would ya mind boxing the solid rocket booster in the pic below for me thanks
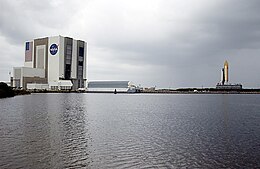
[222,68,225,85]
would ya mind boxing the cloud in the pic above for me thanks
[1,0,260,88]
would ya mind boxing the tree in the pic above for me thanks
[0,82,15,98]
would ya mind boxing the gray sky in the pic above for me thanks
[1,0,260,88]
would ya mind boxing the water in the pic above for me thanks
[0,93,259,168]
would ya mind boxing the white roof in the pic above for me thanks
[88,81,130,88]
[49,80,73,87]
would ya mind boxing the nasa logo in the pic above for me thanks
[50,44,58,55]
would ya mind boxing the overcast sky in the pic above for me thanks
[1,0,260,88]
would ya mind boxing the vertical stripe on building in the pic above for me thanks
[25,41,33,62]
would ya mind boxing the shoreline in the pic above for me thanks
[28,90,260,94]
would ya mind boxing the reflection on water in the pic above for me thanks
[0,93,259,168]
[0,94,91,169]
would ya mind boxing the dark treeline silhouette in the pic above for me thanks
[0,82,15,98]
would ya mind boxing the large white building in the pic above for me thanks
[12,35,87,90]
[87,81,138,93]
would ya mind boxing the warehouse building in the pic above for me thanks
[12,35,87,90]
[87,81,138,93]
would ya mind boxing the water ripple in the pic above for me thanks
[0,94,259,168]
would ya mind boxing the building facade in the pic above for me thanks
[87,81,138,93]
[13,35,87,90]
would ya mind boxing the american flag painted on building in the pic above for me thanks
[25,41,32,62]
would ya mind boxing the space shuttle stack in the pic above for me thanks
[220,60,229,85]
[224,60,228,84]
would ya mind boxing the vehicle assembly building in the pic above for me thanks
[216,60,242,90]
[12,35,87,90]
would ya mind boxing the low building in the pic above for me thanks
[49,80,73,90]
[13,67,46,89]
[27,83,49,90]
[216,83,242,90]
[87,81,137,93]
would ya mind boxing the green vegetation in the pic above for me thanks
[0,82,15,98]
[14,89,31,96]
[0,82,31,98]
